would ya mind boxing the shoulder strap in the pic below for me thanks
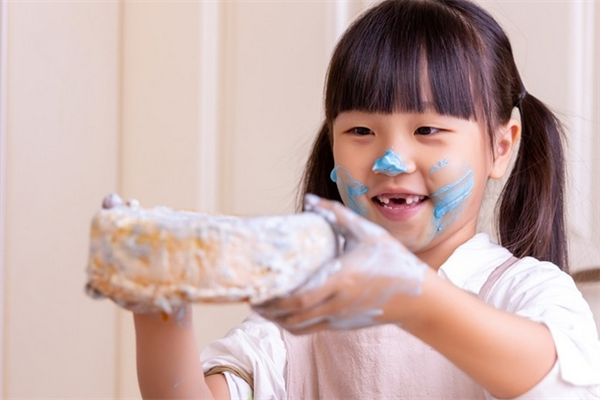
[205,365,254,391]
[478,256,519,301]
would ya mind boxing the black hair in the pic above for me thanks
[299,0,568,271]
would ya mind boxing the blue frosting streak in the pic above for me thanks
[372,149,407,175]
[330,165,369,216]
[330,167,338,183]
[429,158,449,174]
[431,170,474,229]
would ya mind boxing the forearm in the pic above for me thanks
[134,306,216,399]
[401,269,556,399]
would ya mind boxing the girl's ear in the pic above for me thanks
[489,118,521,179]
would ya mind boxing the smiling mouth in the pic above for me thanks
[373,194,428,208]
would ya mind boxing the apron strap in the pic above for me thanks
[478,256,519,301]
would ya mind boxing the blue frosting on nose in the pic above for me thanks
[372,149,407,175]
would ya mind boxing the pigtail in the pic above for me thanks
[497,93,569,271]
[297,122,342,211]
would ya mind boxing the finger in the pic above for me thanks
[303,193,339,226]
[285,315,380,335]
[258,250,365,319]
[102,193,123,209]
[274,292,345,329]
[254,263,342,319]
[282,314,330,333]
[305,194,386,241]
[253,286,332,320]
[282,302,384,334]
[294,259,342,294]
[277,274,388,333]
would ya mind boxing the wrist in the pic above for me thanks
[388,267,441,330]
[133,305,193,330]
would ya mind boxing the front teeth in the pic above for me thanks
[377,195,425,206]
[404,195,424,204]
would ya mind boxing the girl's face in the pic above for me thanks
[331,110,516,269]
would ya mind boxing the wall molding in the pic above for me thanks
[325,1,373,60]
[567,0,599,269]
[0,0,8,395]
[326,0,349,57]
[197,2,220,213]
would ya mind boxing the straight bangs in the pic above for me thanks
[325,1,488,125]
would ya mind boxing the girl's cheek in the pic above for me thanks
[330,165,370,217]
[428,160,474,234]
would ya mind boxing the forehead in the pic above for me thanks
[325,1,486,125]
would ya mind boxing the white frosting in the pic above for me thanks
[86,206,337,313]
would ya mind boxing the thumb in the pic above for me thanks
[102,193,123,209]
[303,194,386,241]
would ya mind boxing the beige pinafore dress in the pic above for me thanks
[283,257,517,400]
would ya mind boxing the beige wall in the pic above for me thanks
[1,1,121,398]
[0,1,598,398]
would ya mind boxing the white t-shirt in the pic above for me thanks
[201,233,600,399]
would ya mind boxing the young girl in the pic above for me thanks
[130,0,600,398]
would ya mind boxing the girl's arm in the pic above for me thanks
[134,306,231,400]
[400,268,556,399]
[98,195,231,399]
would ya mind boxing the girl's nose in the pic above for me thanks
[372,149,415,176]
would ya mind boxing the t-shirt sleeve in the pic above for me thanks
[201,313,287,400]
[484,258,600,399]
[222,372,253,400]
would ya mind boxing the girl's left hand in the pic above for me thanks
[253,194,428,335]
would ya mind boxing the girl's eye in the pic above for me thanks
[415,126,441,136]
[349,127,373,136]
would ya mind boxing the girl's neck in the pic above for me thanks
[414,230,477,271]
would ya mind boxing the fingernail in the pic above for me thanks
[102,193,123,209]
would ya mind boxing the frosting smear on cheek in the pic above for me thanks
[429,158,449,174]
[330,165,369,217]
[430,169,474,233]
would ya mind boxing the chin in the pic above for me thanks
[385,226,436,254]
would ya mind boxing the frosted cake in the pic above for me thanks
[85,203,338,313]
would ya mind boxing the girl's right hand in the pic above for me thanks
[98,193,181,316]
